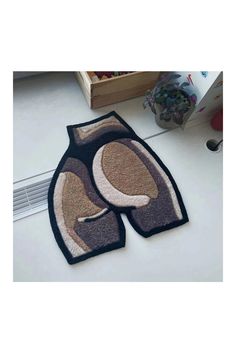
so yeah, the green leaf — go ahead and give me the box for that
[180,82,190,89]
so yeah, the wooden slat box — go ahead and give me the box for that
[75,71,160,109]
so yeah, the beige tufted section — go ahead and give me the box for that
[53,173,86,257]
[93,144,152,208]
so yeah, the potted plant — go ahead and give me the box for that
[143,73,197,129]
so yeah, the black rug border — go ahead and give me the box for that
[48,110,189,265]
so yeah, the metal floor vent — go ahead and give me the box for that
[13,177,51,221]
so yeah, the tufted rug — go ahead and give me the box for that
[48,111,188,264]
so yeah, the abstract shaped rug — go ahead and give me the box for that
[48,111,189,264]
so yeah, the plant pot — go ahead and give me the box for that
[154,100,195,130]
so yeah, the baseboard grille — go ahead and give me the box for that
[13,177,51,221]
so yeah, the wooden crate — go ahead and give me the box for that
[75,71,160,109]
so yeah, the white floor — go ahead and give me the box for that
[13,72,223,282]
